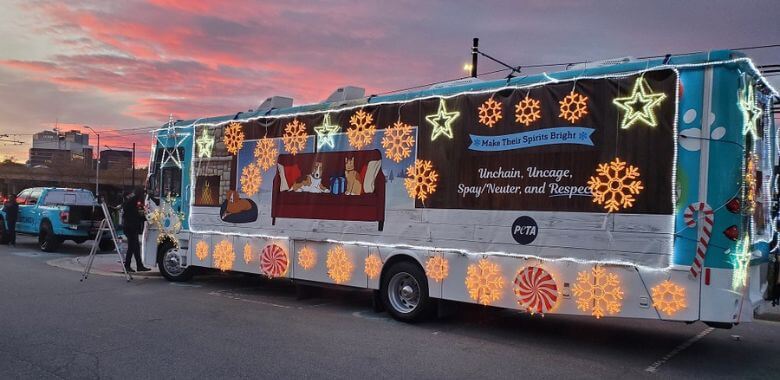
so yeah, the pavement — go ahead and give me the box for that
[2,235,780,379]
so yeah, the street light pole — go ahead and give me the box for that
[85,126,100,199]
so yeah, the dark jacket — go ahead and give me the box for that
[122,195,143,232]
[4,200,19,224]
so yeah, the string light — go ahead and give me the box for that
[195,127,214,158]
[477,98,503,128]
[426,99,460,141]
[314,113,340,149]
[283,119,307,155]
[558,91,588,123]
[213,239,236,272]
[223,122,245,155]
[465,259,505,305]
[515,96,542,127]
[744,153,757,214]
[326,245,354,284]
[587,157,644,212]
[572,266,624,319]
[651,280,686,316]
[240,162,262,196]
[195,240,209,261]
[364,254,382,279]
[157,115,187,169]
[347,109,377,149]
[254,137,278,171]
[425,255,449,282]
[404,159,439,201]
[612,77,667,129]
[297,246,316,270]
[380,121,415,163]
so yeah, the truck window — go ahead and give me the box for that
[27,189,42,205]
[161,166,182,197]
[16,189,31,205]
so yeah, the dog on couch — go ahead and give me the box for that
[292,161,329,193]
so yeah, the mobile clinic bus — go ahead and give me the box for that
[143,50,779,326]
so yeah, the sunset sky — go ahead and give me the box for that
[0,0,778,164]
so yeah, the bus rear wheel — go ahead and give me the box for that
[157,242,193,282]
[380,260,433,322]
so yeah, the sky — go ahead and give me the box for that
[0,0,778,163]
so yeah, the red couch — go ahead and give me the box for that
[272,149,386,231]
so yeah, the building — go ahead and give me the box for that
[99,149,132,170]
[29,129,94,168]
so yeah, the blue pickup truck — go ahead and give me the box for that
[0,187,117,252]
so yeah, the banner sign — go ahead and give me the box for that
[468,127,595,151]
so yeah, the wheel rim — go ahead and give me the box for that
[162,248,185,276]
[387,272,420,314]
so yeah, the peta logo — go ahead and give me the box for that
[511,216,538,245]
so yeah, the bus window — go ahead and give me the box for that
[161,166,182,198]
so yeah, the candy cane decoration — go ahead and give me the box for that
[683,202,714,278]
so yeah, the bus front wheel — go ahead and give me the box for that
[157,242,193,282]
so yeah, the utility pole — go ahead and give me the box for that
[85,126,100,199]
[471,37,479,78]
[132,142,136,188]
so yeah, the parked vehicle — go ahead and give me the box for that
[143,50,778,327]
[0,187,116,252]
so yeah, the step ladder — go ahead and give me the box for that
[80,202,132,282]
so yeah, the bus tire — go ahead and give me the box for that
[157,242,193,282]
[380,260,433,323]
[38,220,62,252]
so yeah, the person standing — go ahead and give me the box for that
[122,189,149,272]
[3,195,18,246]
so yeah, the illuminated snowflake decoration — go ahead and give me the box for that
[572,266,624,319]
[404,159,439,202]
[195,240,209,261]
[465,259,505,305]
[243,242,254,264]
[326,245,354,284]
[477,98,503,128]
[297,246,316,270]
[240,162,262,196]
[283,119,308,155]
[347,109,377,149]
[223,122,245,155]
[587,157,644,212]
[651,280,687,316]
[425,255,449,282]
[558,91,589,123]
[364,254,382,280]
[145,194,183,247]
[515,96,542,126]
[381,121,415,163]
[213,239,236,272]
[254,137,278,171]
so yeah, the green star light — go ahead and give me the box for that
[613,77,667,129]
[314,113,340,149]
[195,127,215,158]
[739,84,762,139]
[426,99,460,141]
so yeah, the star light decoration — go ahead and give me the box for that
[283,119,308,155]
[732,236,752,290]
[254,138,278,171]
[347,109,377,149]
[364,254,382,280]
[213,239,236,272]
[195,240,209,261]
[314,114,340,149]
[572,266,624,319]
[297,246,316,270]
[426,99,460,141]
[326,245,354,284]
[223,122,245,155]
[425,255,449,282]
[404,159,439,202]
[515,96,542,127]
[195,127,215,158]
[739,83,763,139]
[612,77,667,129]
[558,91,588,123]
[651,280,687,316]
[587,157,644,212]
[157,114,187,169]
[380,121,415,163]
[465,259,505,305]
[477,98,503,128]
[240,162,262,196]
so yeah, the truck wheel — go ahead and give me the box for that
[73,237,87,244]
[0,217,8,244]
[98,239,115,252]
[380,260,433,322]
[39,220,63,252]
[157,242,193,282]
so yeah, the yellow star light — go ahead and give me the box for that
[426,99,460,141]
[612,77,667,129]
[196,127,214,158]
[739,84,762,139]
[314,113,341,149]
